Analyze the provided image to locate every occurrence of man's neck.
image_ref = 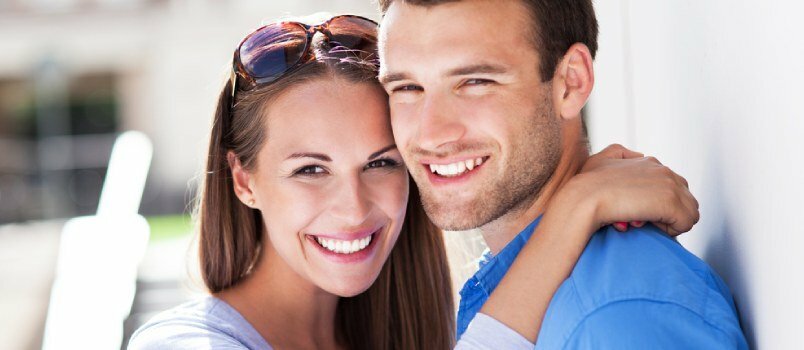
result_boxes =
[480,124,589,254]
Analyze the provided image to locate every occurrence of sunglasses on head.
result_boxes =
[230,15,379,101]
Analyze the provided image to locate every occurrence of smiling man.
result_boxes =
[377,0,748,348]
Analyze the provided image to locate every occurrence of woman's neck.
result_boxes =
[216,241,342,350]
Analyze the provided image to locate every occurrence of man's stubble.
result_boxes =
[415,93,563,231]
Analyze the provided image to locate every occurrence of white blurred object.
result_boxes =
[42,131,153,350]
[97,131,152,216]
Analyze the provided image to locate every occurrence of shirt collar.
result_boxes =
[473,215,543,294]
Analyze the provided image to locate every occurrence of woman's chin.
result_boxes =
[314,271,380,298]
[317,273,379,298]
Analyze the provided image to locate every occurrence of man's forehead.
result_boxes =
[379,0,532,35]
[378,2,535,80]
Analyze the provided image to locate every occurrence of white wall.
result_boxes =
[589,1,804,348]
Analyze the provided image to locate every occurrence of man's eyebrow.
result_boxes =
[446,63,509,77]
[368,144,397,160]
[286,152,332,162]
[379,72,410,85]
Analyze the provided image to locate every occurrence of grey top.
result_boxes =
[127,295,530,350]
[128,296,272,350]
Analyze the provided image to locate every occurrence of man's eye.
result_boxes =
[365,158,399,170]
[294,165,327,176]
[393,84,423,93]
[464,78,495,86]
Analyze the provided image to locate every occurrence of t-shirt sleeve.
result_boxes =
[454,313,534,350]
[562,300,748,350]
[127,322,250,350]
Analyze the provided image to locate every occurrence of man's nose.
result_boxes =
[416,94,467,151]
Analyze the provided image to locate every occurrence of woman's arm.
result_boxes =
[477,144,699,344]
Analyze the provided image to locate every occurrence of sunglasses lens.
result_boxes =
[327,16,378,59]
[239,23,308,80]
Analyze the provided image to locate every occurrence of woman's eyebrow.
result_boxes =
[368,144,397,160]
[286,152,332,162]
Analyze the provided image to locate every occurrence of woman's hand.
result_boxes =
[560,144,699,237]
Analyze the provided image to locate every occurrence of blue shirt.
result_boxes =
[456,217,748,349]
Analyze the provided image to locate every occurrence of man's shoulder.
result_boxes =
[570,224,735,311]
[535,225,744,348]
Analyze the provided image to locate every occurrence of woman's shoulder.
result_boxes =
[127,295,272,350]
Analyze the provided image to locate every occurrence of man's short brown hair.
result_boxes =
[378,0,599,82]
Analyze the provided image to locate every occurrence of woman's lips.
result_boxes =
[306,226,383,263]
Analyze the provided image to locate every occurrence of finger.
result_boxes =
[621,148,644,159]
[666,168,694,197]
[669,170,690,189]
[597,144,639,160]
[680,190,701,227]
[669,189,699,234]
[677,174,690,189]
[678,183,700,223]
[600,143,627,157]
[655,222,670,234]
[664,169,700,218]
[666,227,681,237]
[676,182,700,218]
[654,222,683,237]
[630,221,645,228]
[613,222,629,232]
[663,169,699,214]
[642,156,664,166]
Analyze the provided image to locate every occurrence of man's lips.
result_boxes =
[421,156,490,178]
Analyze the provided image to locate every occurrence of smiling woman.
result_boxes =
[127,14,455,350]
[224,78,410,295]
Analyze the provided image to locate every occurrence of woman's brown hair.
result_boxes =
[195,31,455,349]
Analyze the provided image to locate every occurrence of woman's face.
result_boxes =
[244,77,408,297]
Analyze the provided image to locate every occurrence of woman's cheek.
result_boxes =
[370,171,410,223]
[261,182,327,234]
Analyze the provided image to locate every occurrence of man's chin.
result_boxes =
[421,202,488,231]
[417,185,500,230]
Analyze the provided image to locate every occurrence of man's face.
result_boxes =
[379,0,563,231]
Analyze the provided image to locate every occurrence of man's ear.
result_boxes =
[227,151,255,206]
[551,43,595,121]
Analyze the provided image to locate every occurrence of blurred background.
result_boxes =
[0,0,801,349]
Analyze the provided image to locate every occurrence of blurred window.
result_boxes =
[0,73,119,224]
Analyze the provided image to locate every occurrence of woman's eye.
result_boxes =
[295,165,327,176]
[365,158,399,170]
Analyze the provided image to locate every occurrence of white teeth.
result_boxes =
[429,158,485,177]
[315,235,373,254]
